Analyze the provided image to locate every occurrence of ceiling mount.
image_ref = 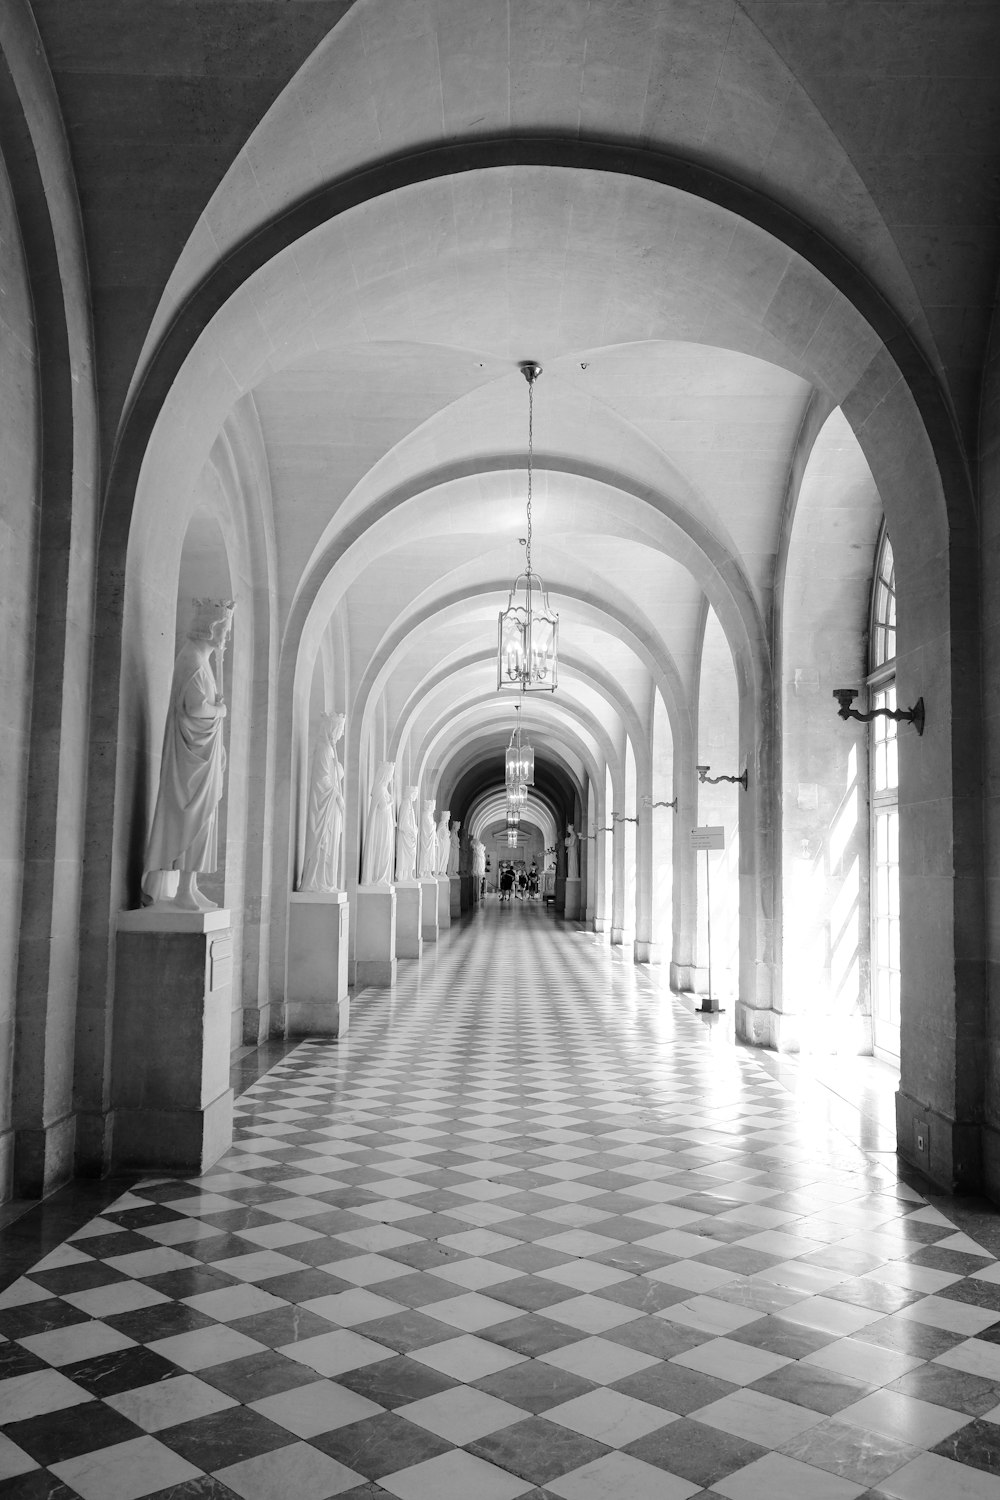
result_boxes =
[520,360,543,385]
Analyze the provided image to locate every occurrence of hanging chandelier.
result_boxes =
[506,809,521,829]
[507,829,519,848]
[505,703,534,788]
[498,362,558,693]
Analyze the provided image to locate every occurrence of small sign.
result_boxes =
[689,825,725,851]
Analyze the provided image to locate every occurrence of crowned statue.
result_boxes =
[361,761,396,887]
[142,598,234,911]
[436,810,451,876]
[298,711,346,893]
[395,784,419,881]
[447,821,462,877]
[418,799,437,878]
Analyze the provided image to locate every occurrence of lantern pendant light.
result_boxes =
[505,702,534,788]
[498,363,558,693]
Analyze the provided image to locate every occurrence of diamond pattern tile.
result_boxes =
[4,901,1000,1497]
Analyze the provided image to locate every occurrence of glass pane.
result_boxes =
[875,742,887,792]
[886,738,898,790]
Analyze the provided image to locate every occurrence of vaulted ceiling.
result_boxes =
[33,0,999,821]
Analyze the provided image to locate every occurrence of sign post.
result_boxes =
[689,826,725,1012]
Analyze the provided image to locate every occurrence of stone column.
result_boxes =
[285,891,349,1036]
[112,908,234,1174]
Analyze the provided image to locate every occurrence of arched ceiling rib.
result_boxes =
[142,0,944,393]
[117,84,946,836]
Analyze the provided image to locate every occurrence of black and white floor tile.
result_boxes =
[4,901,1000,1498]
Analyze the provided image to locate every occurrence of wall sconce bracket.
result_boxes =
[832,688,924,736]
[697,764,748,791]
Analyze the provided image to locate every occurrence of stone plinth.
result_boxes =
[450,876,462,919]
[355,886,397,988]
[112,908,234,1175]
[395,880,423,959]
[419,878,439,942]
[563,877,582,921]
[436,875,451,930]
[286,891,349,1037]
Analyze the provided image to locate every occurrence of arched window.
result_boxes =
[869,525,899,1062]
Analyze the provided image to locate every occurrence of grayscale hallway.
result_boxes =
[3,907,1000,1499]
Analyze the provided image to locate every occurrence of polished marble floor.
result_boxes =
[4,901,1000,1499]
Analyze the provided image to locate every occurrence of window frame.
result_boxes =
[867,522,899,1063]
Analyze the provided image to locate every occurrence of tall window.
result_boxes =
[869,526,899,1062]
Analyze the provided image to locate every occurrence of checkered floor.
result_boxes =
[4,902,1000,1499]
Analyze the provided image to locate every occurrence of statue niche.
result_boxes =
[418,799,437,878]
[395,784,419,881]
[142,597,234,912]
[298,711,347,893]
[361,761,396,887]
[436,811,452,876]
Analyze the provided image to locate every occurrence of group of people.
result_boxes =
[497,861,540,902]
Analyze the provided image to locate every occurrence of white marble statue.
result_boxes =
[395,784,419,881]
[142,597,234,911]
[565,822,580,880]
[447,821,462,877]
[472,840,486,877]
[298,711,346,893]
[436,810,451,876]
[418,799,437,878]
[361,761,395,887]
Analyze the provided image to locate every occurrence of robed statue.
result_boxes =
[361,761,395,887]
[435,811,452,876]
[142,598,234,911]
[395,784,419,881]
[447,821,461,876]
[298,712,347,893]
[565,822,580,880]
[418,799,437,878]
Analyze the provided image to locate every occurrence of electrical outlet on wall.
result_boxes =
[914,1119,929,1160]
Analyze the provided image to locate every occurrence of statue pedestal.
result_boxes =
[436,875,452,930]
[112,908,234,1175]
[450,876,462,919]
[395,880,423,959]
[286,891,349,1036]
[355,886,397,988]
[419,878,439,942]
[563,877,582,921]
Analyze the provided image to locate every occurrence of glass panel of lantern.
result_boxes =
[497,580,558,694]
[506,809,520,829]
[507,830,518,847]
[506,741,534,787]
[507,782,527,812]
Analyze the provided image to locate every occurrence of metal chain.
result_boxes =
[525,375,533,576]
